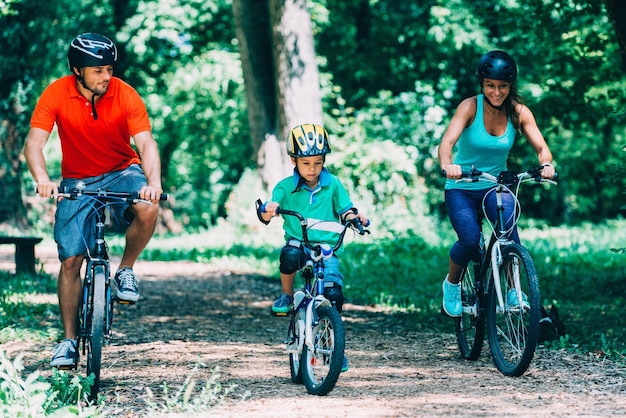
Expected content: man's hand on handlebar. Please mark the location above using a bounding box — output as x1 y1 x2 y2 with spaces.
36 180 59 199
139 184 163 204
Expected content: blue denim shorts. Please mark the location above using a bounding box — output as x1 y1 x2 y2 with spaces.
54 164 147 261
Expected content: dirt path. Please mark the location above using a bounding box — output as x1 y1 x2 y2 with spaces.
3 250 626 417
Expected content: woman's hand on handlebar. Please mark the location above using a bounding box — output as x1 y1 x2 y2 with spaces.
441 164 462 179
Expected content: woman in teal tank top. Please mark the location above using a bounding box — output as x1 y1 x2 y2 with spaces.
437 50 556 318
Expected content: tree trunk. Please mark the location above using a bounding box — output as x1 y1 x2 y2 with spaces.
0 116 28 227
270 0 324 136
233 0 324 189
605 0 626 71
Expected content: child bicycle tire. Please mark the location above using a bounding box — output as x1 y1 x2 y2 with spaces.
289 314 304 384
301 306 345 396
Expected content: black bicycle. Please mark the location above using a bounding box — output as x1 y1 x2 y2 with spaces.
447 166 557 376
256 199 369 395
57 185 167 400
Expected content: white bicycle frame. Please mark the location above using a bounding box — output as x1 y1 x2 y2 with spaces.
458 170 555 315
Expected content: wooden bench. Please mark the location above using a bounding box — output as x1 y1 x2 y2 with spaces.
0 236 43 274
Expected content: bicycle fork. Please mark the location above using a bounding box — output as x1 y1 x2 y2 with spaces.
490 241 523 313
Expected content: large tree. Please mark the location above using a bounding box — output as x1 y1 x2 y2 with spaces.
232 0 324 189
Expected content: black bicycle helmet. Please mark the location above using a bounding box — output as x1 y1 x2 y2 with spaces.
476 50 517 82
286 124 332 158
68 33 117 71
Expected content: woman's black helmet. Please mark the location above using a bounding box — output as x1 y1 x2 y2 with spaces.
476 50 517 82
68 33 117 71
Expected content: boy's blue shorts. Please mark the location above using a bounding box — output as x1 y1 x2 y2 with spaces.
54 164 147 261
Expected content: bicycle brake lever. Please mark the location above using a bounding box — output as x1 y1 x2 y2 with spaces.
255 199 270 225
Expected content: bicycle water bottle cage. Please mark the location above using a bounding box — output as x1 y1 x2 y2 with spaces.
497 171 519 186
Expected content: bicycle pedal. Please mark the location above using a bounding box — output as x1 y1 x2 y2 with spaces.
116 298 136 305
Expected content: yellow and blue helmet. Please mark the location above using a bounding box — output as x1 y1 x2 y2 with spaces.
286 124 332 158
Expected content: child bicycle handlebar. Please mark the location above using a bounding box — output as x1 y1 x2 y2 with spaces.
255 199 370 255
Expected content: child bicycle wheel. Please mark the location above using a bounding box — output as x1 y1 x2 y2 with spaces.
288 312 304 383
301 305 345 396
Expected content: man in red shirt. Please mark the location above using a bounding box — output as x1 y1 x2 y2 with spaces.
23 33 163 368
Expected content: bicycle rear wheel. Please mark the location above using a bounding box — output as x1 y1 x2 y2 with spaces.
288 312 304 384
456 261 485 360
301 305 345 396
87 264 106 400
487 244 540 376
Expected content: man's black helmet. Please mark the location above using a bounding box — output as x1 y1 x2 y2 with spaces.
68 33 117 71
476 50 517 82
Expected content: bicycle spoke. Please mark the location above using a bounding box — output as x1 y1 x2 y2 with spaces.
301 306 345 395
488 244 540 377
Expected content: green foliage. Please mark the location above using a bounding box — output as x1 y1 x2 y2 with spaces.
143 363 244 414
0 351 99 417
117 0 251 228
0 271 59 343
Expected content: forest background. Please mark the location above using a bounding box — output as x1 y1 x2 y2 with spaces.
1 0 625 357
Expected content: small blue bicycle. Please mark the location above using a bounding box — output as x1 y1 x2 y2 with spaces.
256 199 369 395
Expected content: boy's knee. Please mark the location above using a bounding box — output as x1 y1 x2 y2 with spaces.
279 244 306 274
324 283 344 313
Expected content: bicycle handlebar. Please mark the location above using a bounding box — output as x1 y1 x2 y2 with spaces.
58 188 169 203
441 165 559 185
255 199 370 253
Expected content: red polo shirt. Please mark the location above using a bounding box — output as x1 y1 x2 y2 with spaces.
30 75 150 178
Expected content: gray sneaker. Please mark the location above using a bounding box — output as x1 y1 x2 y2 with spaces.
115 267 140 302
50 339 78 368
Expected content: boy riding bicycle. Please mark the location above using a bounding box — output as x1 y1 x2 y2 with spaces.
259 123 369 372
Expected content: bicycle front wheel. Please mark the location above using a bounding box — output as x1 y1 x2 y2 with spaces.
87 264 106 400
456 261 485 360
301 306 345 396
487 244 540 376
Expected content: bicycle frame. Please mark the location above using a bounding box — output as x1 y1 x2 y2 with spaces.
469 169 555 314
255 199 368 395
59 186 168 400
452 166 557 376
